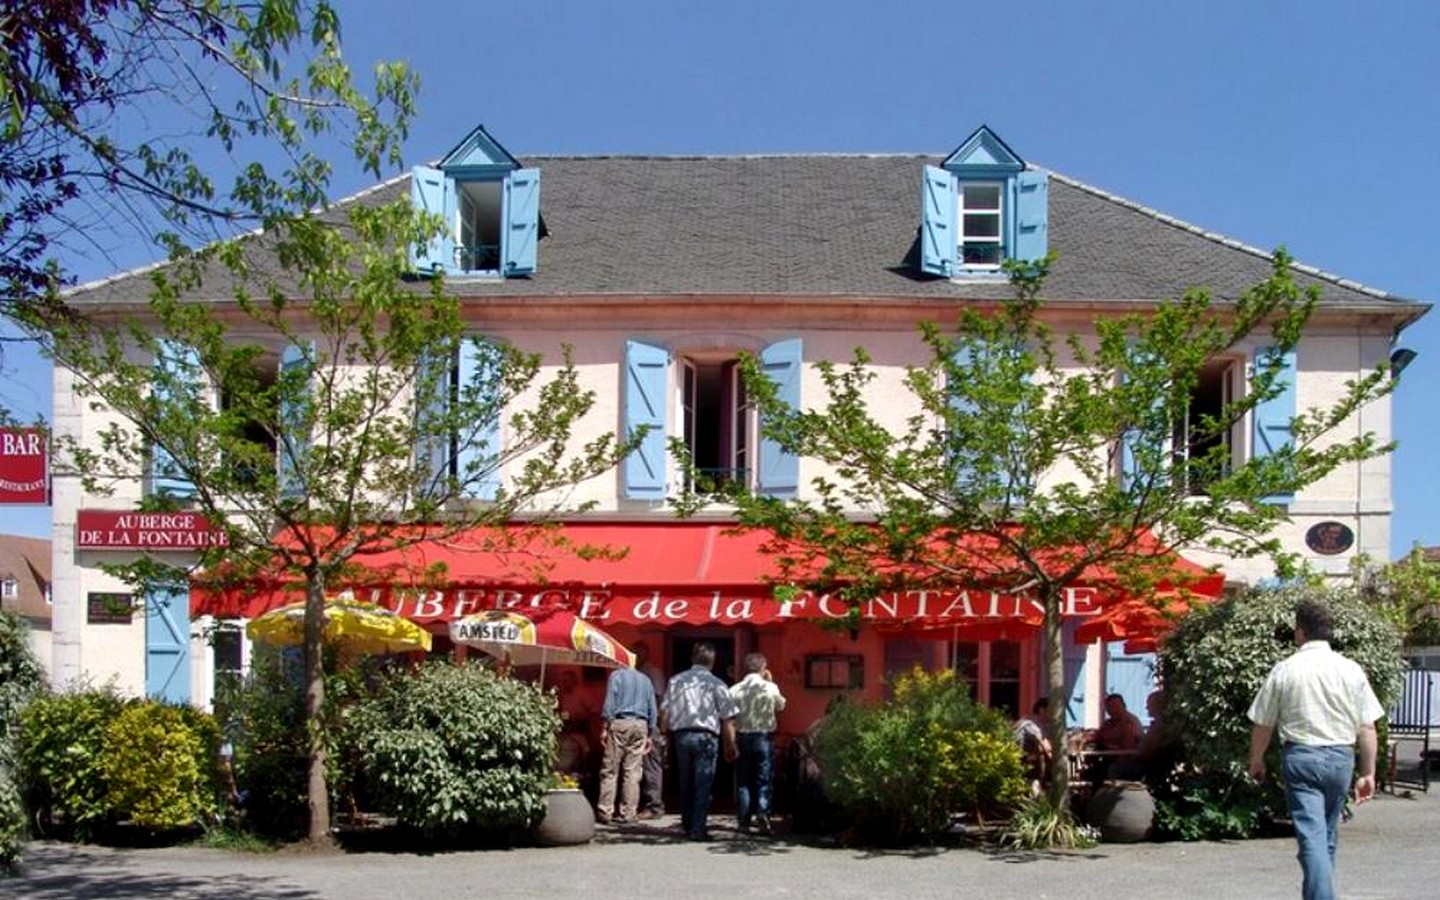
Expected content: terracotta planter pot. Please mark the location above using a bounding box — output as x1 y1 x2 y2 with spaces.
1086 780 1155 843
534 789 595 846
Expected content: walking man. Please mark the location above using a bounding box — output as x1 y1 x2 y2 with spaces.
595 662 657 824
660 643 738 841
729 652 786 833
1248 599 1384 900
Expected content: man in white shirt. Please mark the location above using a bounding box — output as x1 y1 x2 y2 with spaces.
660 643 738 841
1248 600 1385 900
728 652 787 834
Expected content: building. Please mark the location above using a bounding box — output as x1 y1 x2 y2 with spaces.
0 532 52 667
49 125 1426 739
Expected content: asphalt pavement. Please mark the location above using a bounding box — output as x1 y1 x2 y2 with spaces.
6 766 1437 900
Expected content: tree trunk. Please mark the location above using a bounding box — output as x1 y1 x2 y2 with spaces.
303 574 333 846
1043 586 1072 815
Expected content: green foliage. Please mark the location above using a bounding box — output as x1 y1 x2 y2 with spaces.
214 652 313 840
1151 768 1266 841
100 704 220 830
0 610 45 868
814 668 1027 844
1158 584 1403 836
338 661 559 838
1353 546 1440 648
1002 794 1098 850
18 689 129 841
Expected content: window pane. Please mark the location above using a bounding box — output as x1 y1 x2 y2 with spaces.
962 243 1003 266
963 184 1001 209
963 213 1000 238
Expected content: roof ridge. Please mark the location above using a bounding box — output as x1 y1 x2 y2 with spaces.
520 152 937 161
1042 167 1398 303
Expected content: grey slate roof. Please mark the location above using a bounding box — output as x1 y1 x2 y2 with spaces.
67 155 1426 316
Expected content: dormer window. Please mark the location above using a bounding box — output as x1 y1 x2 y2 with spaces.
920 126 1048 278
409 125 541 278
959 183 1004 267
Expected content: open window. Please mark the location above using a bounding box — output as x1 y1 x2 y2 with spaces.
623 338 801 501
1173 358 1238 495
409 125 540 278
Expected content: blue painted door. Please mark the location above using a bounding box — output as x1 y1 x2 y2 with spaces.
1105 643 1156 727
146 585 191 703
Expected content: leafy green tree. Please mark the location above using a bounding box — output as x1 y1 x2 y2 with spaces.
25 193 636 844
714 252 1396 817
0 609 45 868
1 0 416 317
1353 545 1440 648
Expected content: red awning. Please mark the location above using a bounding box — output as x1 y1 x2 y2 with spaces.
191 521 1222 636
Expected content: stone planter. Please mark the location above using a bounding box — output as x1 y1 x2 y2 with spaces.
1086 780 1155 843
533 789 595 846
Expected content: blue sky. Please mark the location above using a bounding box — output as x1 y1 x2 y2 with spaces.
4 0 1437 557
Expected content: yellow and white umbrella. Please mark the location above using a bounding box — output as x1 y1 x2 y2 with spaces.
449 609 633 680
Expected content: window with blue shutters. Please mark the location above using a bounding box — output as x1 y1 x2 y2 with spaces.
920 126 1048 278
407 125 541 278
622 338 802 501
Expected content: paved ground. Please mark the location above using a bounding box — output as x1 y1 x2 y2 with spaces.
6 755 1437 900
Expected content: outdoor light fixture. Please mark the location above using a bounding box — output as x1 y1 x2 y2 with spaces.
1390 347 1418 378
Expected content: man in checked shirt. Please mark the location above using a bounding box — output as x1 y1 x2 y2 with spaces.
1247 599 1385 900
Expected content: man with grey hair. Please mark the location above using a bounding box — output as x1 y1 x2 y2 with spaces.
661 642 738 841
1248 599 1384 900
728 651 787 834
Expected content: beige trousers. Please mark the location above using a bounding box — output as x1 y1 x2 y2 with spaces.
597 718 649 820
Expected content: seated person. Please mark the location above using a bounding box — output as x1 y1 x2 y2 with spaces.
1114 689 1175 782
1089 693 1143 782
1095 692 1142 751
1012 698 1054 786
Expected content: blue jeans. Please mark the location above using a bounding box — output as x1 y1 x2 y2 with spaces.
673 730 719 839
1281 743 1354 900
735 732 774 826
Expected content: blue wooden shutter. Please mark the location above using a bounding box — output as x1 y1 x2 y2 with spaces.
145 584 191 703
920 165 957 277
502 168 540 276
624 340 670 500
278 342 312 499
1119 347 1172 491
1253 345 1297 504
1012 170 1049 262
416 348 454 496
151 340 200 499
757 338 802 498
457 338 503 501
1062 617 1089 728
947 346 977 490
410 165 453 274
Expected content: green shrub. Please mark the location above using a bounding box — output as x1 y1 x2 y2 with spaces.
18 689 130 841
100 703 220 830
1003 794 1098 850
1157 583 1403 839
1 609 45 869
338 661 559 838
214 652 311 840
815 668 1028 844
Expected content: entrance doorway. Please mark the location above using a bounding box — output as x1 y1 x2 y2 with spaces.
665 632 738 813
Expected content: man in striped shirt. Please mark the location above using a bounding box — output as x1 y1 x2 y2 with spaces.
1248 599 1384 900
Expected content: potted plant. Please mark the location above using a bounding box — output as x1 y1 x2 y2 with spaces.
534 773 594 846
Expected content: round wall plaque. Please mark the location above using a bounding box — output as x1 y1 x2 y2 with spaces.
1305 521 1354 556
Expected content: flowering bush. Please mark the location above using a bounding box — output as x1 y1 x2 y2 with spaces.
815 668 1027 844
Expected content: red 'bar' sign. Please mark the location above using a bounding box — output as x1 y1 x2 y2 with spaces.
0 427 48 504
76 509 229 550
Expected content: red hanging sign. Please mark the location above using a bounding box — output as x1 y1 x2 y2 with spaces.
0 427 48 504
76 509 229 550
